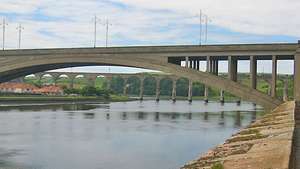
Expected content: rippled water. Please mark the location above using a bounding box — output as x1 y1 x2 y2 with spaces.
0 100 263 169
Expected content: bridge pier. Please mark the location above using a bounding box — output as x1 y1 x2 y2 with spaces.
155 78 161 102
188 79 193 102
172 78 177 102
271 55 277 98
204 56 211 103
139 77 144 101
123 78 128 96
295 46 300 102
228 56 241 103
220 90 225 103
196 59 200 70
185 56 189 68
228 56 238 82
283 77 289 102
250 55 257 89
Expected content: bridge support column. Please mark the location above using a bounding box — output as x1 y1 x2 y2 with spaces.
228 56 238 82
189 60 193 68
188 79 193 102
185 56 189 68
193 59 197 69
220 90 224 103
283 77 289 102
271 55 277 98
204 56 211 103
172 79 177 102
212 59 218 75
155 78 161 102
123 78 128 96
228 56 241 103
139 77 144 101
196 60 200 70
295 50 300 102
250 55 257 89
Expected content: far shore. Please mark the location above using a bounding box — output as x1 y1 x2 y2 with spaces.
0 94 243 105
0 95 136 104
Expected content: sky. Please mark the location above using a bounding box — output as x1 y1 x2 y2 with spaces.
0 0 299 74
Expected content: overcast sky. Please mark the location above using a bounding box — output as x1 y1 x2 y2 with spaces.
1 0 299 74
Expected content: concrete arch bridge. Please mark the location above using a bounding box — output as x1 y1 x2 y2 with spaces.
1 42 300 110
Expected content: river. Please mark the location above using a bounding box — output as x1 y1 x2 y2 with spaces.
0 100 263 169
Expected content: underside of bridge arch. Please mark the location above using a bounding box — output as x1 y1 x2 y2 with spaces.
0 56 282 110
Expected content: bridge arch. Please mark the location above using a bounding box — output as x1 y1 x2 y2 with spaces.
0 51 282 109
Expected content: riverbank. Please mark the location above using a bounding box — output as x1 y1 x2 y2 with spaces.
182 101 295 169
0 95 135 103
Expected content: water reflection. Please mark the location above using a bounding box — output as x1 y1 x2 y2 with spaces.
0 100 263 169
155 112 159 121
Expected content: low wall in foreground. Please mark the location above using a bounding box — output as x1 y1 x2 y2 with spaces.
182 101 296 169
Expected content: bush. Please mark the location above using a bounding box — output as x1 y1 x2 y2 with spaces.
211 163 224 169
64 86 111 99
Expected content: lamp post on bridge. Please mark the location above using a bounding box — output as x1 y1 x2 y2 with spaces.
197 10 211 45
93 15 102 48
16 23 24 49
0 18 8 50
102 18 112 48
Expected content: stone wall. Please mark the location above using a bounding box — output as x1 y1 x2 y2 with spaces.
182 102 295 169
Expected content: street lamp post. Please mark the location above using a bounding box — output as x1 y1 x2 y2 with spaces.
93 15 101 48
103 19 112 48
16 23 24 49
0 18 8 50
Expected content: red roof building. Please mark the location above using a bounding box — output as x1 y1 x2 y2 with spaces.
0 83 38 94
33 85 64 95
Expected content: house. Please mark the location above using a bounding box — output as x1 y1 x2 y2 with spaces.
33 85 64 96
0 82 38 94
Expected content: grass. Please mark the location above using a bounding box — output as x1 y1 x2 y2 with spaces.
211 162 224 169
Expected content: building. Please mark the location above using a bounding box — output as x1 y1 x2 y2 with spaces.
0 83 64 96
33 85 64 96
0 82 38 94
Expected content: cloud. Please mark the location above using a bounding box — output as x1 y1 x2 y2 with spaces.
0 0 297 73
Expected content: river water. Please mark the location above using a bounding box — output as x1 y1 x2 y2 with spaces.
0 100 263 169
